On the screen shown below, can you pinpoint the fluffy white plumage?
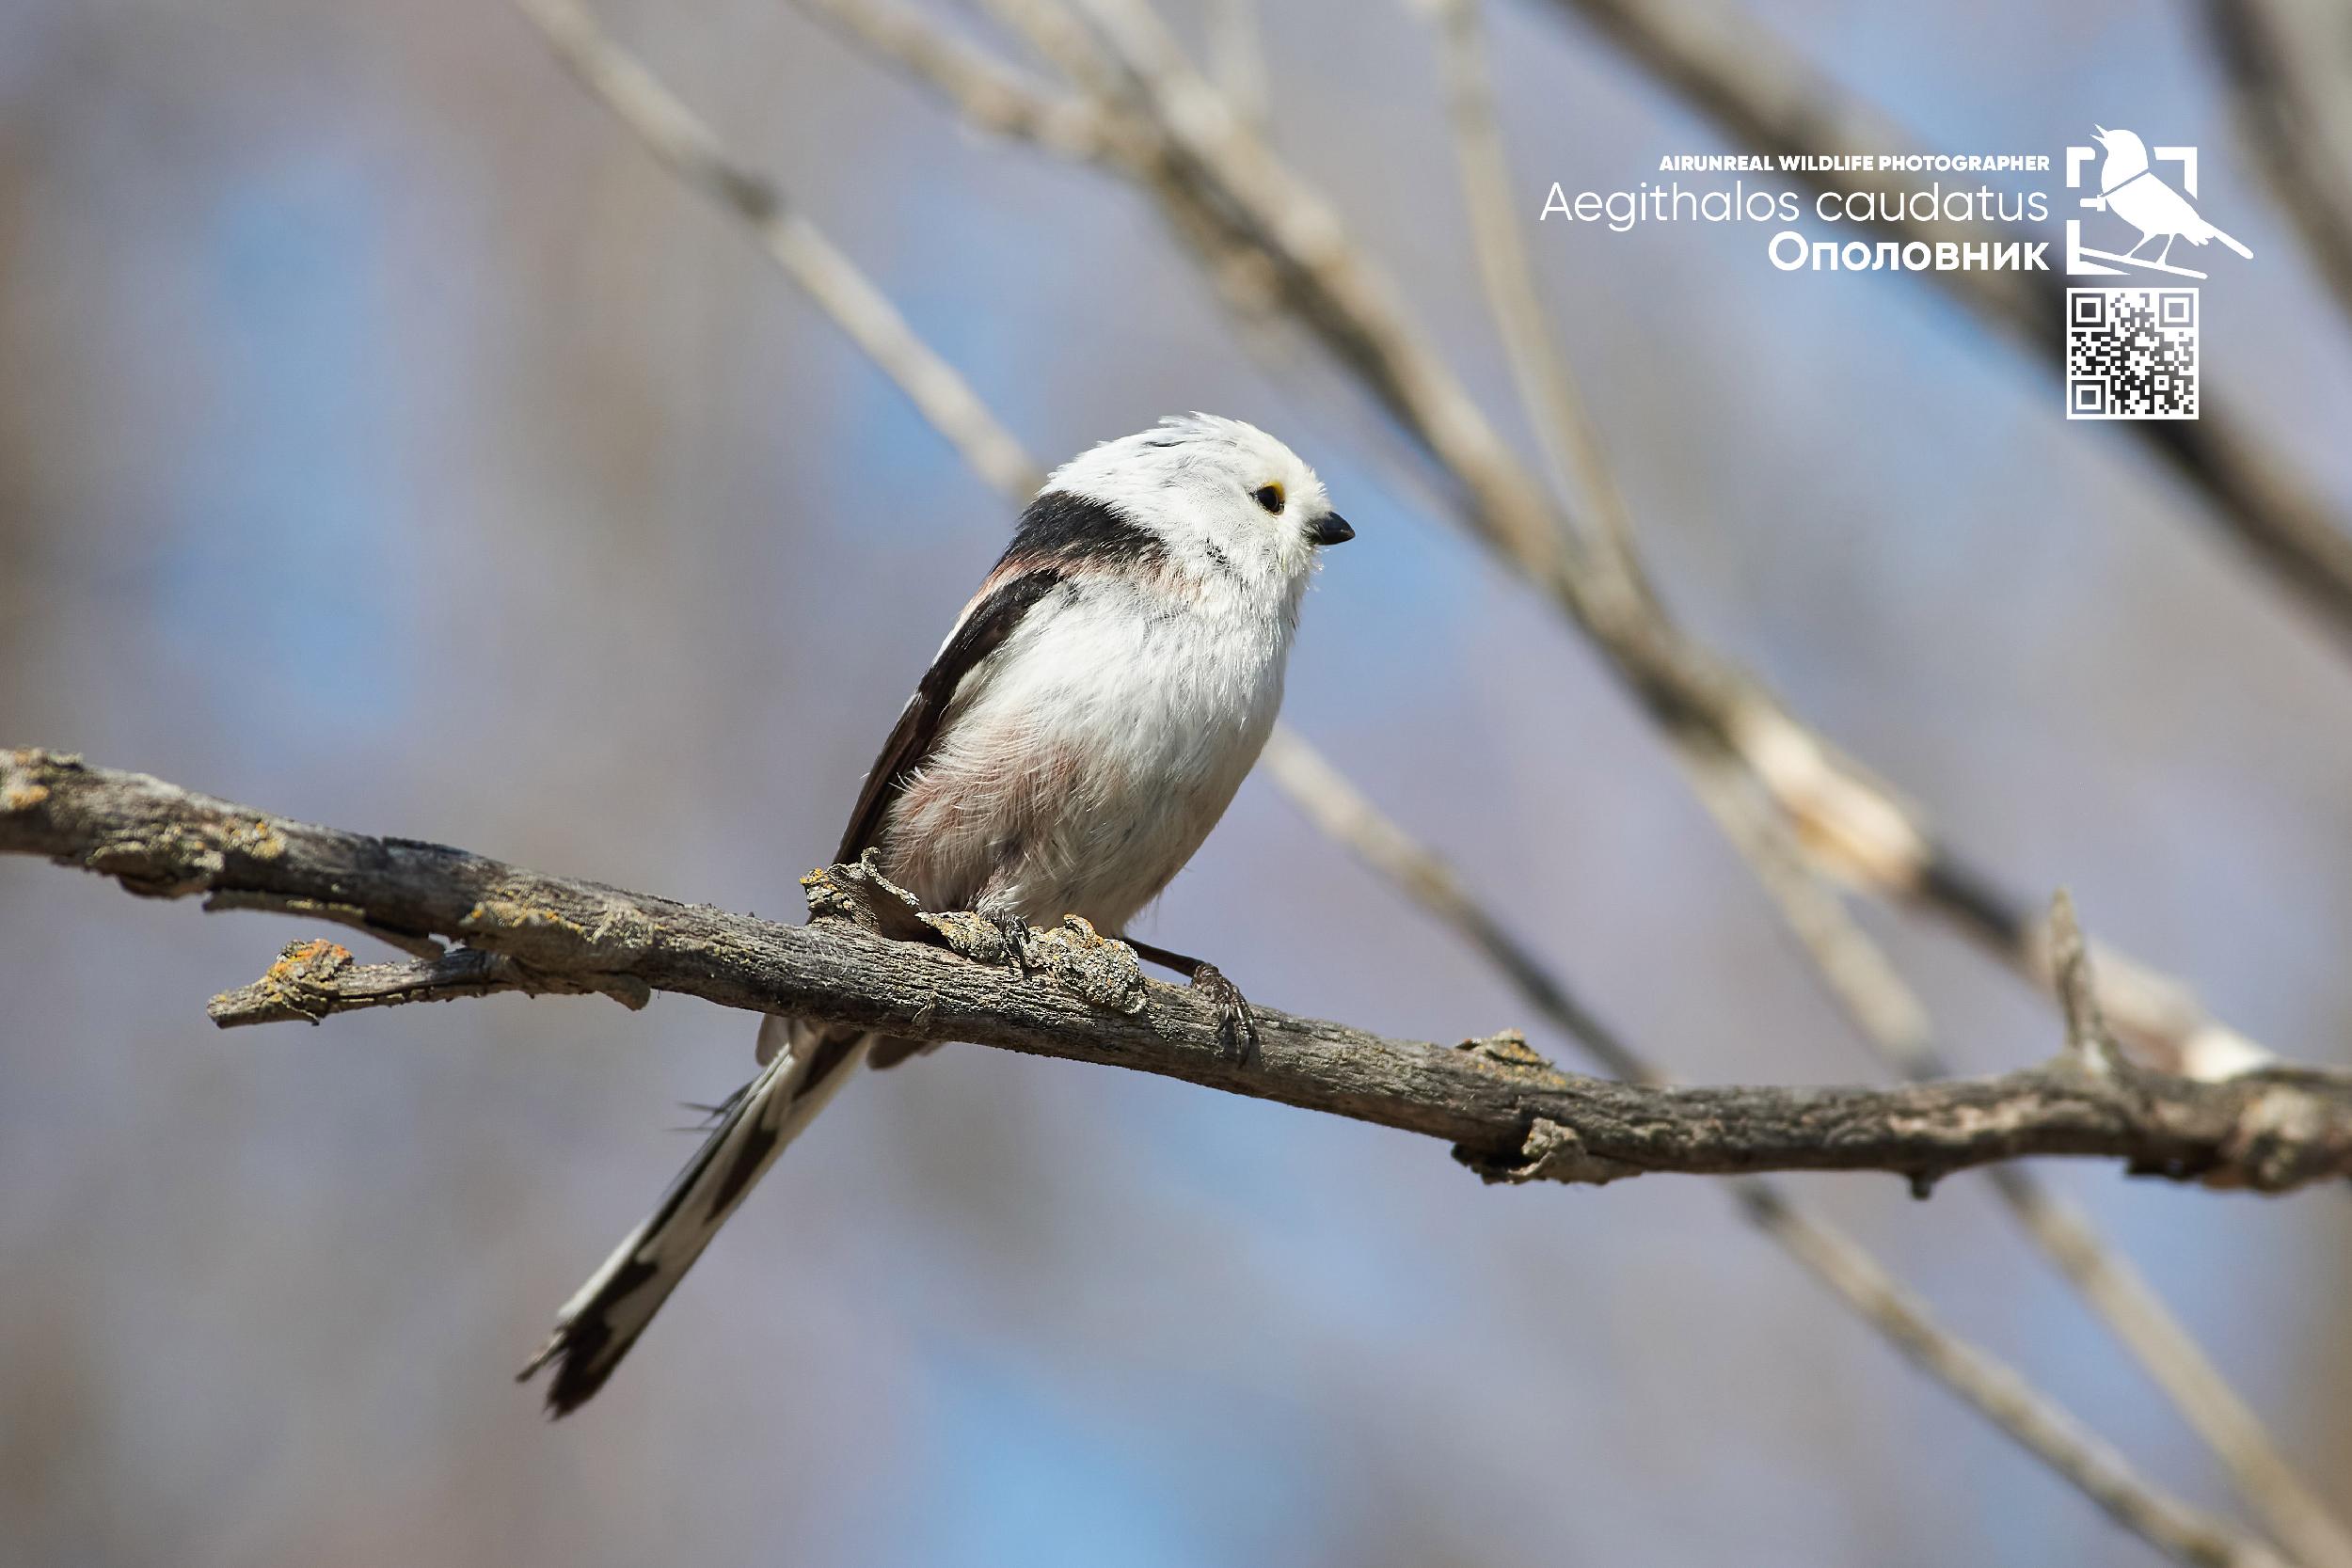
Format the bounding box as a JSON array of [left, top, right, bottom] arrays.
[[884, 414, 1336, 930], [523, 414, 1350, 1413]]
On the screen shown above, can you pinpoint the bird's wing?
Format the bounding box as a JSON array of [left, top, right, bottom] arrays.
[[834, 564, 1064, 863]]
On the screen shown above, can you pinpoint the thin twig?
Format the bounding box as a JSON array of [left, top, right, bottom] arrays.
[[493, 11, 2323, 1559], [855, 0, 2277, 1092], [1277, 727, 2352, 1568], [206, 938, 650, 1026], [1425, 0, 1641, 578], [1414, 8, 2352, 1543], [514, 0, 1040, 499], [791, 0, 1139, 166], [1746, 1185, 2286, 1568], [199, 887, 450, 960], [1251, 733, 2297, 1568]]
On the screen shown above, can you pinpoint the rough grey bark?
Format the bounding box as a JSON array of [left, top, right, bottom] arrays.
[[8, 746, 2352, 1195]]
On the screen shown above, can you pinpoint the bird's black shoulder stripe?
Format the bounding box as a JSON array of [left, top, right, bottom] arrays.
[[834, 567, 1065, 863], [1009, 490, 1166, 571], [833, 494, 1159, 863]]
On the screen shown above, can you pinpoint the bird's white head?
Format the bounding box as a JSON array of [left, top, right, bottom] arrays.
[[2091, 126, 2150, 181], [1038, 413, 1352, 591]]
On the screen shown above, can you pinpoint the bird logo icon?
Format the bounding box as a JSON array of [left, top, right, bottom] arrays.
[[2069, 127, 2251, 278]]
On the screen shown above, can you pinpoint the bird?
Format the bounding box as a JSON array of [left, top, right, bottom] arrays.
[[2084, 126, 2251, 268], [519, 413, 1354, 1414]]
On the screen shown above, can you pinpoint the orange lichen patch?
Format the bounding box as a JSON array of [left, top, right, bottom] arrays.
[[459, 895, 655, 967], [462, 899, 589, 940], [1456, 1028, 1552, 1071], [86, 828, 227, 895], [3, 749, 83, 810], [223, 818, 289, 861], [218, 937, 360, 1023], [273, 938, 356, 981]]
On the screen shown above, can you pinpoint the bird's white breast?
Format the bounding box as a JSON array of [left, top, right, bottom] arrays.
[[880, 563, 1299, 934]]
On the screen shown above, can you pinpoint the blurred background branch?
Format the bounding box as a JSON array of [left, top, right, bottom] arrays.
[[6, 0, 2350, 1560], [824, 0, 2284, 1097], [1416, 6, 2352, 1560], [2207, 0, 2352, 333], [1538, 0, 2352, 662], [504, 4, 2352, 1560]]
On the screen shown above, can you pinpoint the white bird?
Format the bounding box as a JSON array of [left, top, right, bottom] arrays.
[[521, 413, 1353, 1413], [2086, 127, 2252, 267]]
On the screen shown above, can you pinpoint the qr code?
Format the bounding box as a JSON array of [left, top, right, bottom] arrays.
[[2066, 288, 2198, 420]]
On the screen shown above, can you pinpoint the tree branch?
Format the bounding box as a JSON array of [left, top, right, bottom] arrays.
[[494, 14, 2337, 1557], [1537, 0, 2352, 664], [789, 0, 1143, 166], [1397, 17, 2352, 1540], [1262, 734, 2344, 1568], [842, 0, 2277, 1089], [512, 0, 1042, 500], [205, 940, 652, 1026], [8, 746, 2352, 1201], [1426, 0, 1642, 579], [2207, 0, 2352, 337]]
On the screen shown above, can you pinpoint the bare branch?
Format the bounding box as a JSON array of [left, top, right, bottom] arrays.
[[1537, 0, 2352, 662], [1205, 0, 1268, 131], [2051, 889, 2121, 1070], [199, 887, 449, 960], [1425, 0, 1642, 578], [2, 747, 2320, 1568], [8, 745, 2352, 1205], [840, 0, 2278, 1094], [1262, 731, 1647, 1082], [1263, 734, 2335, 1568], [2207, 0, 2352, 332], [1286, 37, 2341, 1476], [790, 0, 1140, 166], [1744, 1188, 2287, 1568], [493, 13, 2329, 1557], [1686, 741, 2346, 1565], [206, 939, 651, 1027], [512, 0, 1041, 499]]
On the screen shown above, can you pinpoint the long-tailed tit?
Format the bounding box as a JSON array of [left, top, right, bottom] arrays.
[[523, 414, 1353, 1413]]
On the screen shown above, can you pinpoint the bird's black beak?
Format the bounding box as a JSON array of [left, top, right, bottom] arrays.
[[1309, 513, 1355, 546]]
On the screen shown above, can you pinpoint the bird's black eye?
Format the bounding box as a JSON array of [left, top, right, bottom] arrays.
[[1252, 483, 1285, 515]]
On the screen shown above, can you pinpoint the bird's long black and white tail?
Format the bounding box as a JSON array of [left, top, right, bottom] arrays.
[[520, 1016, 872, 1415]]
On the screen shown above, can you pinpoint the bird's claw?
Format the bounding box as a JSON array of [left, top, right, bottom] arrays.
[[989, 911, 1031, 978], [1190, 961, 1259, 1062]]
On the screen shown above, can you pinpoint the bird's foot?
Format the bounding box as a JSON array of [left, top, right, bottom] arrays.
[[1189, 961, 1259, 1062], [917, 907, 1033, 974], [1117, 936, 1260, 1060], [989, 911, 1032, 978]]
